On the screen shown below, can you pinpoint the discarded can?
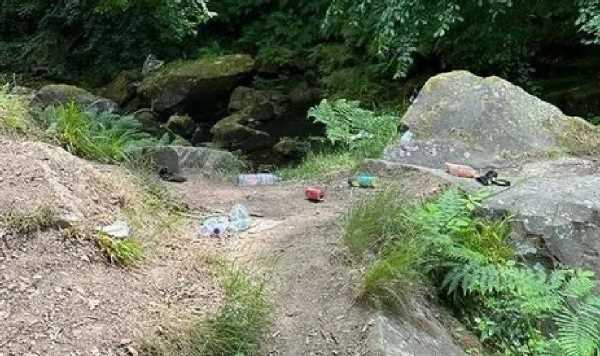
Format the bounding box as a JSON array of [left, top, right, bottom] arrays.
[[305, 186, 325, 202], [445, 162, 478, 178], [237, 173, 281, 187], [348, 175, 378, 188]]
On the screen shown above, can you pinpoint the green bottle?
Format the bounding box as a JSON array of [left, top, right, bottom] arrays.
[[348, 174, 378, 188]]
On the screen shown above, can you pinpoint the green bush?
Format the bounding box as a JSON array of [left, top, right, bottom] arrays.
[[347, 188, 600, 356], [97, 234, 143, 266], [43, 103, 166, 163], [308, 99, 398, 158], [0, 85, 34, 135]]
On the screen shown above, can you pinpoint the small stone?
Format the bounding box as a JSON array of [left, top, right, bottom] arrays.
[[97, 220, 131, 239]]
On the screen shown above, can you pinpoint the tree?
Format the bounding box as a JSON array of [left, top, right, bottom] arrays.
[[324, 1, 598, 80]]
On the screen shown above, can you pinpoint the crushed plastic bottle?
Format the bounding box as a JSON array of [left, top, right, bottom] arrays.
[[348, 174, 378, 188], [199, 216, 230, 237], [228, 204, 251, 233], [237, 173, 281, 187]]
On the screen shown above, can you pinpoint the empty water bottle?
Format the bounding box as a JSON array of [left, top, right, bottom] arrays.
[[199, 216, 230, 237], [237, 173, 281, 187], [229, 204, 251, 232]]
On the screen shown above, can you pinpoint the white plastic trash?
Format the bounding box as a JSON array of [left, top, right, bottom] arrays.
[[199, 216, 230, 237], [228, 204, 251, 233]]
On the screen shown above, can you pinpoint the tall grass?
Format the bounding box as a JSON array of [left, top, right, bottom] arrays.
[[0, 85, 34, 136], [44, 103, 166, 163]]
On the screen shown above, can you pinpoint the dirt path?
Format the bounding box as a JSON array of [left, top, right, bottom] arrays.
[[2, 166, 442, 356], [175, 176, 376, 356]]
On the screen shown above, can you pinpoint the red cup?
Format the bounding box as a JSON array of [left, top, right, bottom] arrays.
[[305, 187, 325, 202]]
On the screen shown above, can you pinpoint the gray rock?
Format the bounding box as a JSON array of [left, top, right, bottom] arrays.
[[384, 71, 587, 170], [273, 137, 311, 158], [368, 299, 469, 356], [377, 71, 600, 279], [164, 114, 196, 138], [33, 84, 118, 113], [137, 146, 246, 177], [478, 158, 600, 273], [98, 220, 131, 239], [211, 111, 275, 152], [139, 54, 255, 113], [142, 54, 165, 77]]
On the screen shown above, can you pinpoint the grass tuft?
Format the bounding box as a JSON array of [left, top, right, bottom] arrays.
[[0, 85, 35, 136], [1, 206, 61, 235], [277, 149, 358, 180], [96, 234, 143, 266], [141, 262, 271, 356]]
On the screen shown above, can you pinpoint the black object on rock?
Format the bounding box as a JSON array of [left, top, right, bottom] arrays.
[[159, 167, 187, 183], [476, 171, 510, 187]]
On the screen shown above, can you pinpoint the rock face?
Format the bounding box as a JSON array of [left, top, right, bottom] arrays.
[[384, 71, 591, 169], [368, 299, 470, 356], [139, 54, 255, 113], [33, 84, 118, 113], [211, 85, 321, 159], [479, 158, 600, 271], [139, 146, 246, 177], [99, 70, 142, 107], [378, 70, 600, 278]]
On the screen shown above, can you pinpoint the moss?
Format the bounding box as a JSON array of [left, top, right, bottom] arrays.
[[150, 54, 255, 83], [559, 117, 600, 156]]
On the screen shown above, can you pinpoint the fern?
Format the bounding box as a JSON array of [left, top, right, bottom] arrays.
[[554, 296, 600, 356], [308, 98, 398, 157]]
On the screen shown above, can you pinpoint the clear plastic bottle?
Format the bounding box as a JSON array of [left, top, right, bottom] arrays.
[[237, 173, 281, 187]]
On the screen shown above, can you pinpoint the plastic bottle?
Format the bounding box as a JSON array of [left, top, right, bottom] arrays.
[[237, 173, 281, 187], [348, 175, 378, 188], [229, 204, 251, 232]]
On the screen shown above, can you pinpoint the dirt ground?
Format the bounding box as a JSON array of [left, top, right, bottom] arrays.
[[1, 162, 445, 356]]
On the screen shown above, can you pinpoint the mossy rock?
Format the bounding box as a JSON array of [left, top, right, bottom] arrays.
[[165, 114, 196, 138], [139, 54, 255, 113], [99, 70, 142, 106], [211, 112, 273, 152], [33, 84, 116, 111]]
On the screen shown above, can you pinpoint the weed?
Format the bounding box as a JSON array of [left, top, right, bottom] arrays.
[[141, 262, 271, 356], [0, 85, 35, 136], [1, 206, 60, 235], [96, 234, 143, 266]]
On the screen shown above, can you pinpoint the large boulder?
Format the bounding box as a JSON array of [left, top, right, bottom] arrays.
[[32, 84, 118, 113], [211, 85, 321, 157], [377, 70, 600, 278], [139, 54, 255, 114], [138, 146, 246, 177], [478, 158, 600, 272], [211, 111, 274, 152], [384, 71, 592, 169]]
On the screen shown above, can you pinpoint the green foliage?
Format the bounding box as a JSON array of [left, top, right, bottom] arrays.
[[97, 234, 143, 266], [308, 99, 398, 157], [276, 149, 357, 180], [0, 0, 213, 81], [0, 85, 34, 136], [347, 188, 600, 355], [324, 1, 600, 81], [43, 103, 166, 163], [141, 262, 271, 356]]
